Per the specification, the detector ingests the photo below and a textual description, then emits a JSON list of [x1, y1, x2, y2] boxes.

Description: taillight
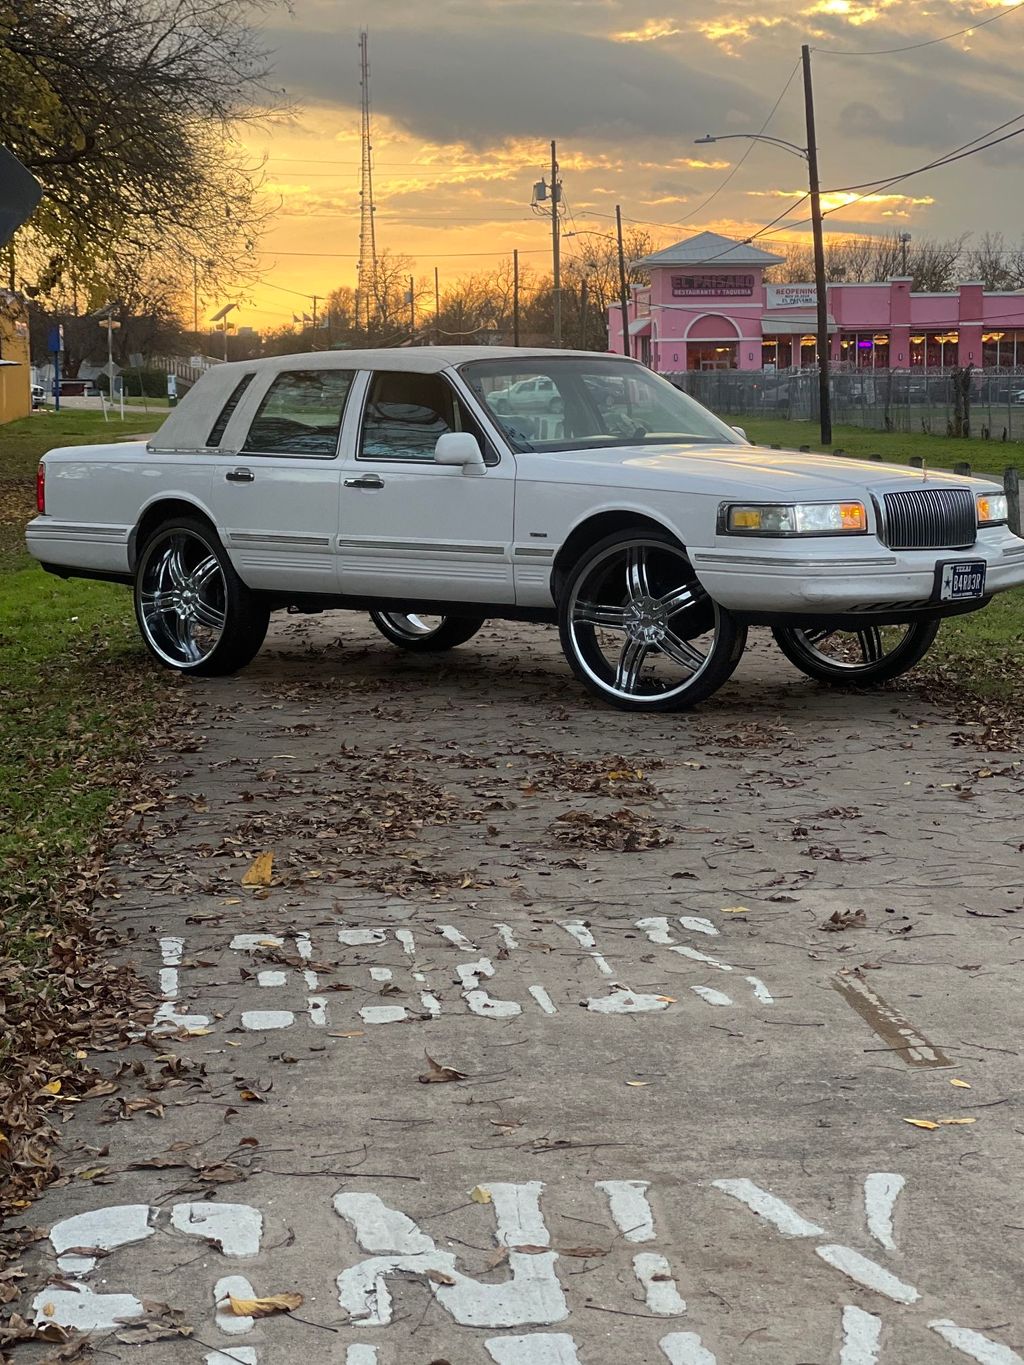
[[36, 462, 45, 514]]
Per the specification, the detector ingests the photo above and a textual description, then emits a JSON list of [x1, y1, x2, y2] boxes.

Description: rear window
[[206, 373, 255, 447]]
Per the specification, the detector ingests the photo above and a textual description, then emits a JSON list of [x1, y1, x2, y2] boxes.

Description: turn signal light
[[837, 502, 867, 530], [36, 462, 45, 514]]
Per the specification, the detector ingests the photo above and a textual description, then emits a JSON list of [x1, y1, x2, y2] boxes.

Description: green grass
[[0, 410, 167, 1073], [742, 419, 1020, 480]]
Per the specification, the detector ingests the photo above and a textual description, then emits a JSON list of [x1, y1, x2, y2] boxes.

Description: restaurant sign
[[766, 283, 818, 309], [671, 273, 754, 298]]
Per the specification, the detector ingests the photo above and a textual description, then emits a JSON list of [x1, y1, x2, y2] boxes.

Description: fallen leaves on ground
[[820, 909, 867, 932], [551, 808, 673, 852], [419, 1052, 467, 1084], [241, 851, 274, 886], [903, 1117, 977, 1130], [227, 1291, 304, 1318]]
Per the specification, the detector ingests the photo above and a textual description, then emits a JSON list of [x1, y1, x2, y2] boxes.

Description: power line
[[825, 117, 1024, 194], [260, 248, 551, 259], [814, 0, 1024, 56]]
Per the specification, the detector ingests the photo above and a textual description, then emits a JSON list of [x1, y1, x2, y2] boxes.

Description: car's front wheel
[[369, 611, 486, 652], [558, 527, 747, 711], [134, 517, 269, 675], [772, 619, 940, 686]]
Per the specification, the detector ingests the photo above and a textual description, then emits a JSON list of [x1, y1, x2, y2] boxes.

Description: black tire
[[133, 515, 269, 676], [772, 619, 941, 686], [557, 526, 747, 712], [368, 611, 486, 653]]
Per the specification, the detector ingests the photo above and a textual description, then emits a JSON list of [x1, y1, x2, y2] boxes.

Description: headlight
[[976, 491, 1008, 526], [722, 501, 867, 536]]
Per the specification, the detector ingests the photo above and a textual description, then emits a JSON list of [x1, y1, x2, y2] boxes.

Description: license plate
[[938, 560, 986, 601]]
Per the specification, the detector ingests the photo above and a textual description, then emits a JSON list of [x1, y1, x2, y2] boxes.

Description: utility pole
[[579, 274, 589, 349], [551, 139, 561, 347], [434, 266, 441, 345], [357, 31, 379, 341], [802, 43, 832, 445], [615, 204, 631, 361], [513, 249, 521, 347], [311, 294, 319, 341], [408, 275, 415, 340], [192, 258, 199, 342]]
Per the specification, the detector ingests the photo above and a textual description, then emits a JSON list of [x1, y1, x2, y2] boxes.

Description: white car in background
[[26, 348, 1024, 712]]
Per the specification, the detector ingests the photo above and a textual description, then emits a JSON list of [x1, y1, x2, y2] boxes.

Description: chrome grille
[[881, 488, 976, 550]]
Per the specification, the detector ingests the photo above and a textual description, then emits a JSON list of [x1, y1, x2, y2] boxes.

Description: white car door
[[338, 368, 516, 604], [206, 366, 357, 593]]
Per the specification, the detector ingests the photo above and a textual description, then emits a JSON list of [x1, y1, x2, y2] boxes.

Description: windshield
[[460, 357, 741, 453]]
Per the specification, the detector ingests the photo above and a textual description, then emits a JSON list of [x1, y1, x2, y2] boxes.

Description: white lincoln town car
[[26, 348, 1024, 711]]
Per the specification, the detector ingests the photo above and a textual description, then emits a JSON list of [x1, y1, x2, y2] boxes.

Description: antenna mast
[[357, 30, 378, 338]]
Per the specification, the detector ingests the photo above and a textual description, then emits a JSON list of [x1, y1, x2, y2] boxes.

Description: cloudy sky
[[239, 0, 1022, 328]]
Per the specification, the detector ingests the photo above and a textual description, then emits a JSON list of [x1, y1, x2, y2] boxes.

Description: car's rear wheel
[[369, 611, 486, 652], [558, 528, 747, 711], [772, 619, 940, 686], [134, 517, 269, 675]]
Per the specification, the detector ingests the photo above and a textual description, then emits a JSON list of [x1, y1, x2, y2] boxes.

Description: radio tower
[[357, 30, 378, 338]]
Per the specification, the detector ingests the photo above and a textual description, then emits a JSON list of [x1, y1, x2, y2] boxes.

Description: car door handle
[[225, 467, 254, 483], [344, 474, 385, 489]]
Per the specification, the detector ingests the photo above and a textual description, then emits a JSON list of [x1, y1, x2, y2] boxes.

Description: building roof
[[639, 231, 784, 270]]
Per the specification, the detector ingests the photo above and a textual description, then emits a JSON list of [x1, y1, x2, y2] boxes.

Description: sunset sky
[[237, 0, 1023, 331]]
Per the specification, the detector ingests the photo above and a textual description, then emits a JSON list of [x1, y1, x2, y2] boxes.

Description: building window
[[838, 332, 890, 369], [800, 335, 818, 366], [687, 342, 737, 370], [908, 332, 959, 369], [980, 330, 1024, 367]]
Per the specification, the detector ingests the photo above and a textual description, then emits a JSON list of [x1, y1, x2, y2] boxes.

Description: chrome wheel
[[772, 618, 940, 687], [561, 533, 745, 709], [137, 529, 227, 668], [375, 612, 446, 641]]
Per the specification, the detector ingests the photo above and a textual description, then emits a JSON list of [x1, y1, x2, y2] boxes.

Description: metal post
[[802, 44, 832, 446], [192, 257, 199, 341], [616, 204, 630, 360], [551, 139, 561, 347], [434, 266, 441, 345], [513, 250, 521, 347]]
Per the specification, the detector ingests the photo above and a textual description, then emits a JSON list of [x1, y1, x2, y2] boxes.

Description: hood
[[524, 442, 994, 499]]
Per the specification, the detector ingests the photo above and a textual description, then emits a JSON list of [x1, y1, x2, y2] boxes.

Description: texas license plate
[[938, 560, 986, 601]]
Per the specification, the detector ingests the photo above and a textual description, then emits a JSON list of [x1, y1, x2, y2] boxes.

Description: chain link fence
[[668, 369, 1024, 443]]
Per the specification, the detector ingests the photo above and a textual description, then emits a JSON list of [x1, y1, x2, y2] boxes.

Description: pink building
[[608, 231, 1024, 373]]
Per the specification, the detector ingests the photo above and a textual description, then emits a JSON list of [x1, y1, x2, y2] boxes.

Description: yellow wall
[[0, 293, 31, 425]]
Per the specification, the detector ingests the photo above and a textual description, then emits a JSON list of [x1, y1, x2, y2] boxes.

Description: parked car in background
[[25, 348, 1024, 712]]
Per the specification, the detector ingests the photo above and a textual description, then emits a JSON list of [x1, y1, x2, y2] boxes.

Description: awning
[[628, 318, 652, 336]]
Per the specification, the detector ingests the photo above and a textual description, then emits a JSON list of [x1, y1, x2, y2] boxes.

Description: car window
[[206, 372, 255, 447], [241, 369, 355, 458], [359, 371, 495, 463]]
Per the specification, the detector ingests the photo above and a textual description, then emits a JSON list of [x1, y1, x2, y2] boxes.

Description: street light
[[898, 231, 912, 277], [696, 46, 832, 443], [210, 302, 238, 362]]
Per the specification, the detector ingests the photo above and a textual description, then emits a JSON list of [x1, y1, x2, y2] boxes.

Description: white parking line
[[840, 1305, 882, 1364], [815, 1245, 919, 1305]]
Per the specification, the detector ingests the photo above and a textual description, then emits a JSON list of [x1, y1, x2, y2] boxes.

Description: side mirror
[[731, 425, 748, 442], [435, 431, 486, 474]]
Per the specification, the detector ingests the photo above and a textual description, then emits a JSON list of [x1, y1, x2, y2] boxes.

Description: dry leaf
[[419, 1052, 467, 1084], [950, 1078, 972, 1089], [625, 1081, 650, 1088], [40, 1081, 61, 1096], [486, 1246, 510, 1270], [938, 1117, 977, 1126], [819, 909, 867, 932], [424, 1268, 456, 1286], [903, 1118, 939, 1130], [241, 852, 274, 887], [227, 1291, 303, 1318], [328, 1030, 365, 1039], [562, 1245, 608, 1258], [720, 906, 750, 914], [511, 1244, 549, 1254], [470, 1185, 492, 1204]]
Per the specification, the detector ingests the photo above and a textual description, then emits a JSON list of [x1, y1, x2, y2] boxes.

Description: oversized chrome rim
[[567, 538, 719, 703], [375, 612, 447, 640], [137, 529, 227, 668], [787, 624, 914, 673]]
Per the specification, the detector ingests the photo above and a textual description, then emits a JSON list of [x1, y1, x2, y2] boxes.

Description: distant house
[[0, 292, 31, 423], [609, 229, 1024, 373]]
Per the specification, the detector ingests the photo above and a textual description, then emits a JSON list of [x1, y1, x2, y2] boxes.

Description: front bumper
[[692, 527, 1024, 620]]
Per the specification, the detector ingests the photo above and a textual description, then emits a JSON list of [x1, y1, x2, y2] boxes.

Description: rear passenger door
[[207, 367, 357, 593]]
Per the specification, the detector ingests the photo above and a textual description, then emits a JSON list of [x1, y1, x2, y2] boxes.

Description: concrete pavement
[[13, 618, 1024, 1364]]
